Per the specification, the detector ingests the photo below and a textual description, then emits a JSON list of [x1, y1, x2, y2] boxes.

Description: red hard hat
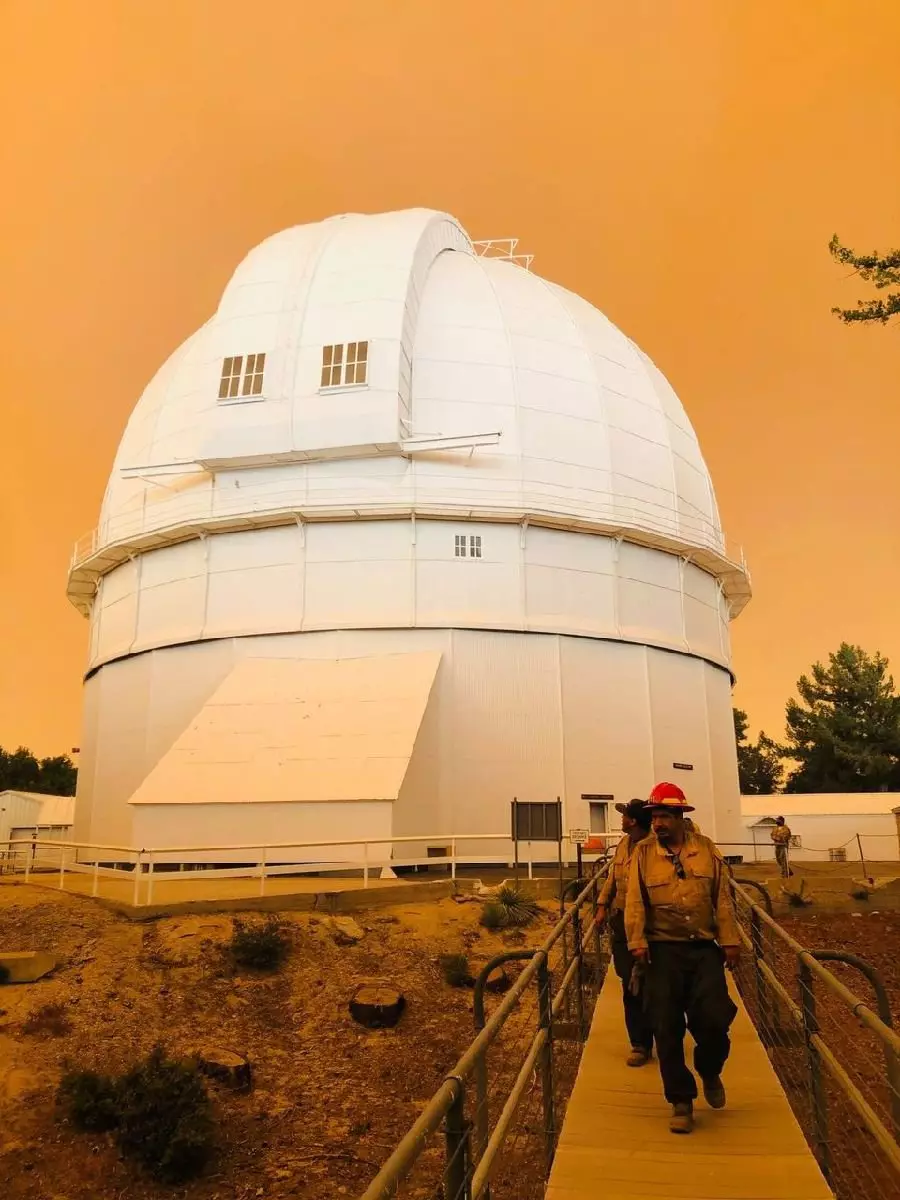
[[647, 781, 694, 812]]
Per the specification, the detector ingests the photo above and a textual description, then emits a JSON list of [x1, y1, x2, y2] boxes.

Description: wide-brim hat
[[645, 781, 695, 814], [614, 799, 647, 816]]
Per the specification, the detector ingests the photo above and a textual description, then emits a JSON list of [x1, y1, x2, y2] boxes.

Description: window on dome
[[218, 353, 266, 401], [454, 534, 483, 559], [321, 342, 368, 388]]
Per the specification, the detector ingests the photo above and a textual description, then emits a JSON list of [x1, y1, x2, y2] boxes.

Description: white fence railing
[[0, 833, 619, 907]]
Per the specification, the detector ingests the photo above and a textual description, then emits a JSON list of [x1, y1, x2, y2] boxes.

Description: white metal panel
[[440, 632, 564, 836], [207, 526, 300, 573], [0, 792, 42, 844], [524, 528, 617, 636], [83, 654, 155, 847], [703, 664, 744, 847], [645, 650, 716, 835], [557, 640, 656, 824], [136, 574, 207, 647], [96, 590, 138, 661], [128, 652, 441, 808], [205, 564, 303, 636], [133, 800, 393, 861]]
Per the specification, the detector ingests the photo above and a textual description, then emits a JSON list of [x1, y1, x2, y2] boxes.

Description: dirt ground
[[0, 882, 563, 1200]]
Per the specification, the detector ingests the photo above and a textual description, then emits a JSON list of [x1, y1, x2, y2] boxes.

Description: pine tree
[[782, 643, 900, 793], [733, 709, 783, 795]]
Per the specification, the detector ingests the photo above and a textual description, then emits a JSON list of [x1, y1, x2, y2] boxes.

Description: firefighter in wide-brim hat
[[596, 799, 654, 1066], [624, 782, 741, 1135]]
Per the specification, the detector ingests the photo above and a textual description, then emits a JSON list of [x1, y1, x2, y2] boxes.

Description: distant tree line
[[735, 643, 900, 795], [0, 746, 77, 796]]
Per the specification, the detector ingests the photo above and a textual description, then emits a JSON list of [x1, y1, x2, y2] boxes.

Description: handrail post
[[798, 955, 830, 1181], [451, 837, 457, 882], [811, 950, 900, 1141], [363, 841, 369, 888], [25, 839, 33, 883], [146, 852, 155, 906], [537, 954, 556, 1176], [749, 906, 772, 1042], [443, 1079, 472, 1200], [92, 856, 100, 898], [259, 846, 267, 897], [571, 901, 586, 1041], [132, 850, 142, 907], [591, 877, 604, 988], [59, 843, 67, 890]]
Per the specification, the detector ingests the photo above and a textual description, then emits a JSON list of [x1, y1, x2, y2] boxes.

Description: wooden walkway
[[546, 970, 834, 1199]]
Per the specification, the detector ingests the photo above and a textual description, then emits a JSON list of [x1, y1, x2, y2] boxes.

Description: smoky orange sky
[[2, 0, 898, 759]]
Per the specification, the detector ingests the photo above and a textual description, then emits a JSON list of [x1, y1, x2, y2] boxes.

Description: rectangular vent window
[[321, 342, 368, 388], [454, 535, 483, 558], [218, 353, 266, 401]]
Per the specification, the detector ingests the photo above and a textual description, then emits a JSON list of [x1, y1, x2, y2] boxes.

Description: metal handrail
[[358, 870, 606, 1199], [730, 879, 900, 1187]]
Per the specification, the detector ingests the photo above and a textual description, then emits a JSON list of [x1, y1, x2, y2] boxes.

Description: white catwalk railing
[[0, 832, 623, 908], [69, 476, 746, 572]]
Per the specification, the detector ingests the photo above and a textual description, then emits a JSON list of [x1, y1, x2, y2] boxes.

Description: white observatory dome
[[69, 209, 750, 862]]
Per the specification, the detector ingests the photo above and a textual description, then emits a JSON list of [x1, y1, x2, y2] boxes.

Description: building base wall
[[74, 628, 743, 858]]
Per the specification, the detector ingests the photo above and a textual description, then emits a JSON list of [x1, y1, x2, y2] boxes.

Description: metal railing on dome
[[68, 471, 748, 574], [729, 878, 900, 1200]]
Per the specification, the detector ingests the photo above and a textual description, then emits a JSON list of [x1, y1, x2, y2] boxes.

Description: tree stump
[[349, 984, 405, 1029], [484, 967, 512, 994], [195, 1048, 253, 1093]]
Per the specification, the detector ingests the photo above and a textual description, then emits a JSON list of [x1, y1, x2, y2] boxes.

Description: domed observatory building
[[68, 209, 750, 863]]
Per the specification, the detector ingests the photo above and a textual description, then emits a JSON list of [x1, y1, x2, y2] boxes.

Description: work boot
[[626, 1047, 651, 1067], [669, 1102, 694, 1134], [702, 1076, 726, 1109]]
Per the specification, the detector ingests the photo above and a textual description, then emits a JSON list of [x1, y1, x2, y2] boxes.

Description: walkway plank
[[546, 970, 833, 1199]]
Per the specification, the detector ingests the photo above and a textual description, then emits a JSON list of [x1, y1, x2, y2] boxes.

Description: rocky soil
[[0, 881, 559, 1199]]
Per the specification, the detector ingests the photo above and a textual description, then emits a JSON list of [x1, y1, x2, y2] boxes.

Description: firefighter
[[625, 782, 741, 1134], [596, 800, 654, 1065]]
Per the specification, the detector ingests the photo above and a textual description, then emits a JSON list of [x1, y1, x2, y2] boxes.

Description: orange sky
[[2, 0, 898, 757]]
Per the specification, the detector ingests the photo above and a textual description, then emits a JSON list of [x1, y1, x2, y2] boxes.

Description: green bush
[[57, 1047, 215, 1184], [479, 901, 507, 930], [496, 884, 541, 927], [228, 917, 290, 971], [117, 1046, 215, 1183], [58, 1069, 120, 1132], [438, 953, 474, 987], [851, 887, 870, 901]]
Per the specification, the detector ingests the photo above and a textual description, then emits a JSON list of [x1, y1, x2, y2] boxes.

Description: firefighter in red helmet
[[625, 782, 741, 1134]]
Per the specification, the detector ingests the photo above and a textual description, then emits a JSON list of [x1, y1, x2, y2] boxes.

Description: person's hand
[[723, 945, 741, 970], [631, 947, 649, 964]]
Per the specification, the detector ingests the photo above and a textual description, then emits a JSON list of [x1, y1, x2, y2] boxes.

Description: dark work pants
[[609, 911, 653, 1052], [644, 941, 737, 1104]]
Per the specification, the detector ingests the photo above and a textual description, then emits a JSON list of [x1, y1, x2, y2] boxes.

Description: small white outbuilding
[[0, 790, 75, 853]]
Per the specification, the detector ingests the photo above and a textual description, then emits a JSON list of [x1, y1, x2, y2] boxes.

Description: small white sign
[[568, 829, 589, 845]]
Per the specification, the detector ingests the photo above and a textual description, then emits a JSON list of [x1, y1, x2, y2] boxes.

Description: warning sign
[[568, 829, 589, 845]]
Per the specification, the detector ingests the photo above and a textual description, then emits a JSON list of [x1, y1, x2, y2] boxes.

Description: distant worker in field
[[596, 800, 654, 1067], [625, 782, 740, 1135], [771, 817, 793, 877]]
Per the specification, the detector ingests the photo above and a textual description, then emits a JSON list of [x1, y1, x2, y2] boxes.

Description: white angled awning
[[128, 652, 442, 807]]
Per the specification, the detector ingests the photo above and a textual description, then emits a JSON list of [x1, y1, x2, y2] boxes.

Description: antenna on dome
[[471, 238, 534, 271]]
